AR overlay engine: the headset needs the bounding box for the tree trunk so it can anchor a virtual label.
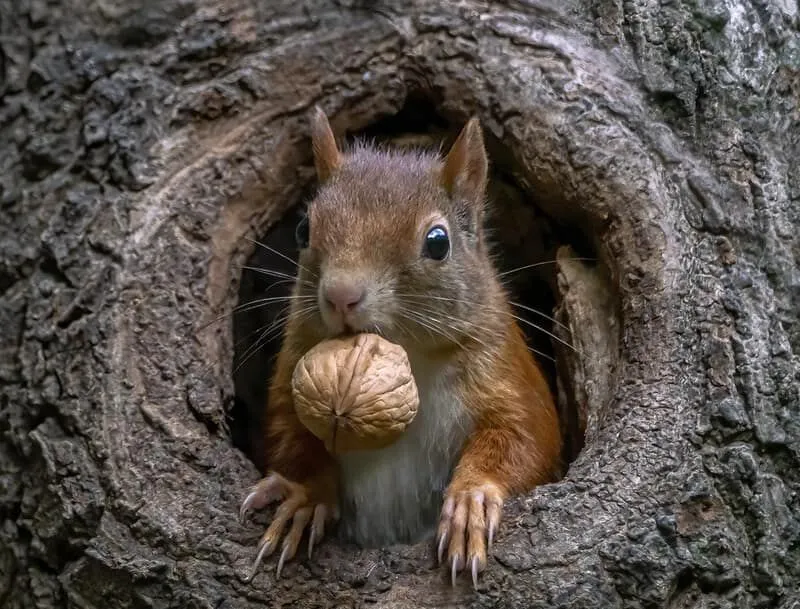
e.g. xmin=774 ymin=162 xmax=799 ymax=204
xmin=1 ymin=0 xmax=798 ymax=608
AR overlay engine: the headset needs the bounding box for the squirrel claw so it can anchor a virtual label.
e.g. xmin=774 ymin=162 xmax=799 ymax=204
xmin=239 ymin=473 xmax=286 ymax=524
xmin=450 ymin=555 xmax=461 ymax=587
xmin=435 ymin=496 xmax=454 ymax=565
xmin=240 ymin=472 xmax=336 ymax=580
xmin=247 ymin=537 xmax=273 ymax=581
xmin=307 ymin=525 xmax=316 ymax=560
xmin=436 ymin=532 xmax=448 ymax=565
xmin=307 ymin=503 xmax=328 ymax=560
xmin=276 ymin=543 xmax=291 ymax=579
xmin=436 ymin=482 xmax=503 ymax=587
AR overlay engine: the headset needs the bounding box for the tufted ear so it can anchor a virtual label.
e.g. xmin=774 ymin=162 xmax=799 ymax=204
xmin=440 ymin=117 xmax=488 ymax=204
xmin=310 ymin=106 xmax=341 ymax=182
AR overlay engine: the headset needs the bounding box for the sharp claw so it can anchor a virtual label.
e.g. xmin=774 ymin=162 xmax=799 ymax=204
xmin=276 ymin=543 xmax=291 ymax=580
xmin=451 ymin=556 xmax=458 ymax=588
xmin=248 ymin=538 xmax=271 ymax=581
xmin=488 ymin=522 xmax=495 ymax=550
xmin=239 ymin=490 xmax=256 ymax=523
xmin=255 ymin=534 xmax=267 ymax=556
xmin=437 ymin=534 xmax=447 ymax=565
xmin=240 ymin=475 xmax=285 ymax=524
xmin=471 ymin=556 xmax=479 ymax=590
xmin=308 ymin=524 xmax=316 ymax=560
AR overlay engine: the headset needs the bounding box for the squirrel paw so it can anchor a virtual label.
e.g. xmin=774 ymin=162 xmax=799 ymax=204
xmin=435 ymin=482 xmax=503 ymax=589
xmin=239 ymin=472 xmax=338 ymax=581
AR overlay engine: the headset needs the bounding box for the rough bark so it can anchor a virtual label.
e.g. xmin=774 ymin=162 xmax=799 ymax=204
xmin=1 ymin=0 xmax=798 ymax=608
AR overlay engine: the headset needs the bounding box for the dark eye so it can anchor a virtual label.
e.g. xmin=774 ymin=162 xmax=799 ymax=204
xmin=423 ymin=225 xmax=450 ymax=260
xmin=295 ymin=215 xmax=309 ymax=249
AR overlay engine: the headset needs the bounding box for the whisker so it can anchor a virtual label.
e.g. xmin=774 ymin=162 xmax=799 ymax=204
xmin=236 ymin=315 xmax=288 ymax=362
xmin=245 ymin=237 xmax=317 ymax=278
xmin=253 ymin=278 xmax=300 ymax=292
xmin=290 ymin=305 xmax=318 ymax=328
xmin=396 ymin=293 xmax=580 ymax=354
xmin=419 ymin=290 xmax=570 ymax=335
xmin=232 ymin=307 xmax=290 ymax=354
xmin=399 ymin=302 xmax=497 ymax=354
xmin=191 ymin=304 xmax=317 ymax=386
xmin=403 ymin=311 xmax=436 ymax=343
xmin=401 ymin=303 xmax=495 ymax=353
xmin=233 ymin=294 xmax=315 ymax=312
xmin=196 ymin=295 xmax=316 ymax=332
xmin=241 ymin=266 xmax=313 ymax=287
xmin=415 ymin=304 xmax=556 ymax=363
xmin=397 ymin=307 xmax=461 ymax=347
xmin=192 ymin=310 xmax=287 ymax=384
xmin=400 ymin=302 xmax=555 ymax=362
xmin=410 ymin=316 xmax=461 ymax=347
xmin=417 ymin=308 xmax=491 ymax=351
xmin=393 ymin=318 xmax=414 ymax=343
xmin=504 ymin=302 xmax=580 ymax=354
xmin=240 ymin=266 xmax=296 ymax=281
xmin=498 ymin=257 xmax=596 ymax=278
xmin=507 ymin=301 xmax=570 ymax=333
xmin=233 ymin=313 xmax=293 ymax=375
xmin=526 ymin=346 xmax=554 ymax=362
xmin=396 ymin=309 xmax=434 ymax=341
xmin=245 ymin=304 xmax=318 ymax=370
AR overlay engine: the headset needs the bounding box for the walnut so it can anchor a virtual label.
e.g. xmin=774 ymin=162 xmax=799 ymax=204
xmin=291 ymin=333 xmax=419 ymax=454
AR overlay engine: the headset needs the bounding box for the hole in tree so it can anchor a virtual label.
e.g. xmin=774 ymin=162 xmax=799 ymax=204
xmin=229 ymin=95 xmax=594 ymax=473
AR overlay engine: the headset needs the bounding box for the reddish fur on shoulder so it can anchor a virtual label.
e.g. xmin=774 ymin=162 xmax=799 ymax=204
xmin=452 ymin=316 xmax=562 ymax=499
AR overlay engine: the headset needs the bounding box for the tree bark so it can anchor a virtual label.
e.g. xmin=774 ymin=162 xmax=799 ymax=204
xmin=1 ymin=0 xmax=798 ymax=608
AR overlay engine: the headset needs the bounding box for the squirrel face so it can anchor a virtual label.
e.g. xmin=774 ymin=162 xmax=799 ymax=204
xmin=291 ymin=108 xmax=504 ymax=351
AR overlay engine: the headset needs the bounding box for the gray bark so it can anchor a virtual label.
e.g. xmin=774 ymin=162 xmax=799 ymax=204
xmin=1 ymin=0 xmax=798 ymax=608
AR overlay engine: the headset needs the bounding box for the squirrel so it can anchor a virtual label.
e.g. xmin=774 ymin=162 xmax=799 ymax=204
xmin=239 ymin=107 xmax=563 ymax=588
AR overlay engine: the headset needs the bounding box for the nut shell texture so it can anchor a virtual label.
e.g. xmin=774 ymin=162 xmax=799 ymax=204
xmin=291 ymin=333 xmax=419 ymax=454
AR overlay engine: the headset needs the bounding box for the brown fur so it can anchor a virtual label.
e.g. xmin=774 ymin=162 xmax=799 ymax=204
xmin=453 ymin=318 xmax=562 ymax=496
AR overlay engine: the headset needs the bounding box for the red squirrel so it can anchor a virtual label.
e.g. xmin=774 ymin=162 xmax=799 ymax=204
xmin=239 ymin=107 xmax=562 ymax=587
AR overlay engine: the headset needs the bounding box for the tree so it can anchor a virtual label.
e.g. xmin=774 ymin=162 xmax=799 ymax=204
xmin=1 ymin=0 xmax=798 ymax=607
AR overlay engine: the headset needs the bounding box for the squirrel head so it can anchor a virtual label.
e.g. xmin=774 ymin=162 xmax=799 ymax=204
xmin=290 ymin=106 xmax=505 ymax=351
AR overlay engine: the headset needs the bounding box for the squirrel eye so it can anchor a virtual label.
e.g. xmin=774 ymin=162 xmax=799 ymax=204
xmin=423 ymin=225 xmax=450 ymax=261
xmin=295 ymin=215 xmax=310 ymax=249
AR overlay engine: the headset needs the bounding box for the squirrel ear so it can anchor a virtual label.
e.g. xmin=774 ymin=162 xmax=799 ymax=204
xmin=440 ymin=117 xmax=488 ymax=203
xmin=310 ymin=106 xmax=342 ymax=182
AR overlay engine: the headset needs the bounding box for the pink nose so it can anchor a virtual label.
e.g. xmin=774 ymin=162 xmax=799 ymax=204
xmin=323 ymin=282 xmax=365 ymax=315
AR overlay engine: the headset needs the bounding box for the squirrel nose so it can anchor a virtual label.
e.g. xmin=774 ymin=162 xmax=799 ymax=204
xmin=323 ymin=282 xmax=365 ymax=315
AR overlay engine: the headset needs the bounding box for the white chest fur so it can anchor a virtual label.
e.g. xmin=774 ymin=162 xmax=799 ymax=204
xmin=335 ymin=353 xmax=473 ymax=546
